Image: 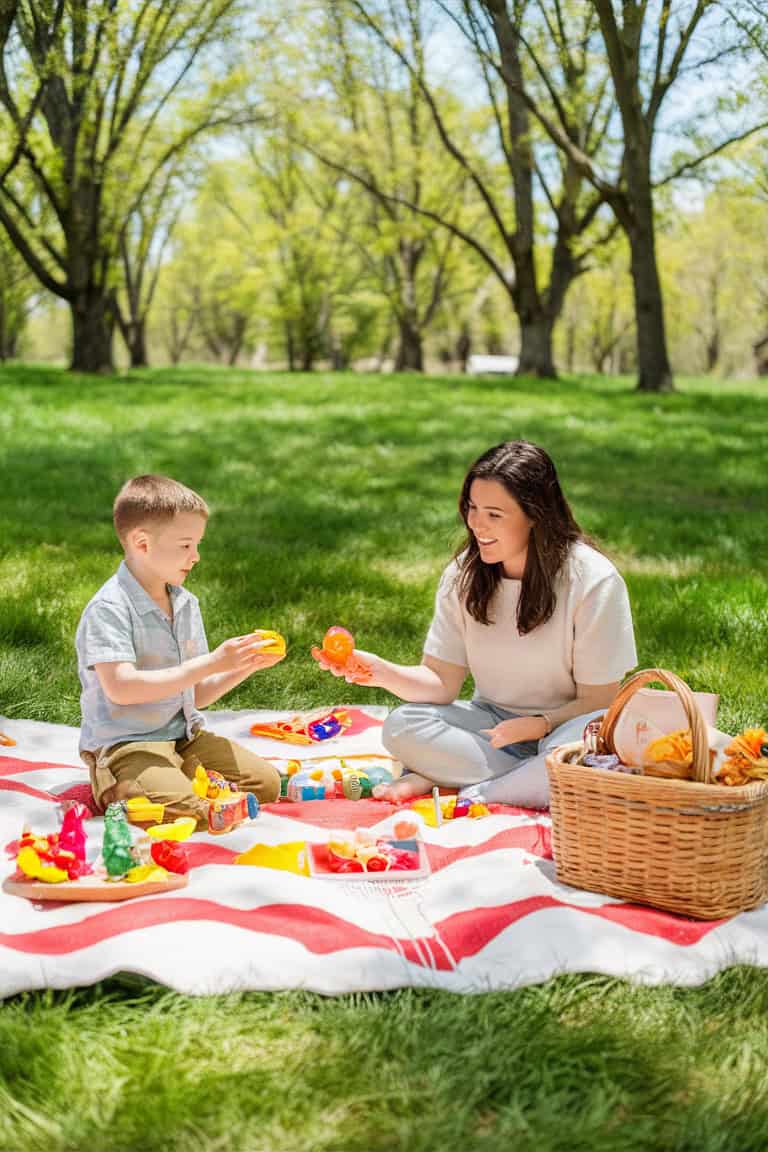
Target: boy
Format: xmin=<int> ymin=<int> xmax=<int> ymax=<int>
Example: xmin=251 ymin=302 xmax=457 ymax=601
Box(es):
xmin=77 ymin=474 xmax=283 ymax=826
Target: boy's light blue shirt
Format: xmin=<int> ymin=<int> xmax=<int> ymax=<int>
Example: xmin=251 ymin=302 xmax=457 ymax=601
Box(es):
xmin=76 ymin=560 xmax=208 ymax=752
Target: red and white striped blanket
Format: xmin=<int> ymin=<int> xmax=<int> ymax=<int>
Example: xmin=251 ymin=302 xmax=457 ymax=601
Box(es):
xmin=2 ymin=709 xmax=766 ymax=997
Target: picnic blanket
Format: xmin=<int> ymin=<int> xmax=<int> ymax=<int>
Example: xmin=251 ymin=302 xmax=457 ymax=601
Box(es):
xmin=2 ymin=708 xmax=768 ymax=998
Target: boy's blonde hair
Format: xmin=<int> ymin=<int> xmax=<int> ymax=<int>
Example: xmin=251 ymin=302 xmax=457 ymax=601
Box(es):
xmin=113 ymin=475 xmax=209 ymax=540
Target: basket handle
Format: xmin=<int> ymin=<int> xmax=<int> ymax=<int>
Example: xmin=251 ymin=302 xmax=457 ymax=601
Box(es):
xmin=599 ymin=668 xmax=711 ymax=783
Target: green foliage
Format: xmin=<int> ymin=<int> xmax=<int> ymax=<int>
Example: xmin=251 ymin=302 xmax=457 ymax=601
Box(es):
xmin=1 ymin=365 xmax=768 ymax=1148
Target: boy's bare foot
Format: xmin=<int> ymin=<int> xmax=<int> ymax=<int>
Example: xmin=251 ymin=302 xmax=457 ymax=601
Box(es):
xmin=373 ymin=772 xmax=433 ymax=802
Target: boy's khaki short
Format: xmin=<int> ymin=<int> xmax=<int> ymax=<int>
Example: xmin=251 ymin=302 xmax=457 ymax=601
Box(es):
xmin=82 ymin=728 xmax=281 ymax=826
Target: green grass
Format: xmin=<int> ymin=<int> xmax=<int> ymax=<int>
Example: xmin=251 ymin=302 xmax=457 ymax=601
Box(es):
xmin=1 ymin=363 xmax=768 ymax=1151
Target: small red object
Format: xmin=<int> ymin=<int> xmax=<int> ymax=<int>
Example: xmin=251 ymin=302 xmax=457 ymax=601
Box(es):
xmin=151 ymin=839 xmax=190 ymax=875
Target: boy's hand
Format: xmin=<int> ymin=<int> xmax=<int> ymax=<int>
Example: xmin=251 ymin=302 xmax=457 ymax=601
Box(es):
xmin=314 ymin=647 xmax=378 ymax=686
xmin=211 ymin=634 xmax=286 ymax=675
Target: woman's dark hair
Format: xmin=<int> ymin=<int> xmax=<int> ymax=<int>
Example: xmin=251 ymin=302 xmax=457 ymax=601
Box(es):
xmin=455 ymin=440 xmax=588 ymax=633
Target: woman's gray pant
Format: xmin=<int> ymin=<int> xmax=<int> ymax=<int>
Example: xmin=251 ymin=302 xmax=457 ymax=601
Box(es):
xmin=382 ymin=700 xmax=606 ymax=809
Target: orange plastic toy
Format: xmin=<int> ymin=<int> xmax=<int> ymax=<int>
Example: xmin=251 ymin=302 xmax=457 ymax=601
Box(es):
xmin=310 ymin=626 xmax=372 ymax=682
xmin=0 ymin=732 xmax=16 ymax=747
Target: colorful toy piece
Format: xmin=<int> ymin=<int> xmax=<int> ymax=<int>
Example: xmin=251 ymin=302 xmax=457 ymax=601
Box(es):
xmin=124 ymin=863 xmax=169 ymax=884
xmin=411 ymin=795 xmax=490 ymax=828
xmin=146 ymin=817 xmax=197 ymax=842
xmin=7 ymin=805 xmax=93 ymax=884
xmin=253 ymin=629 xmax=286 ymax=656
xmin=0 ymin=731 xmax=16 ymax=746
xmin=235 ymin=841 xmax=309 ymax=875
xmin=58 ymin=802 xmax=89 ymax=862
xmin=102 ymin=802 xmax=138 ymax=878
xmin=250 ymin=708 xmax=353 ymax=746
xmin=149 ymin=839 xmax=190 ymax=874
xmin=208 ymin=791 xmax=259 ymax=834
xmin=284 ymin=760 xmax=394 ymax=802
xmin=190 ymin=764 xmax=259 ymax=832
xmin=125 ymin=796 xmax=166 ymax=825
xmin=310 ymin=626 xmax=372 ymax=682
xmin=325 ymin=830 xmax=421 ymax=874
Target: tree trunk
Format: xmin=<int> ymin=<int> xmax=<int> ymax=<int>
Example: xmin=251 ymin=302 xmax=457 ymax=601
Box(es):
xmin=517 ymin=313 xmax=556 ymax=377
xmin=70 ymin=290 xmax=114 ymax=373
xmin=394 ymin=316 xmax=423 ymax=371
xmin=627 ymin=213 xmax=673 ymax=392
xmin=511 ymin=242 xmax=557 ymax=378
xmin=329 ymin=334 xmax=348 ymax=370
xmin=126 ymin=318 xmax=148 ymax=368
xmin=456 ymin=323 xmax=471 ymax=373
xmin=754 ymin=335 xmax=768 ymax=376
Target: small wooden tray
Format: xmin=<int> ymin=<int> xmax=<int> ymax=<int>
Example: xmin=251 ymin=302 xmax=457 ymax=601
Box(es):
xmin=3 ymin=872 xmax=188 ymax=903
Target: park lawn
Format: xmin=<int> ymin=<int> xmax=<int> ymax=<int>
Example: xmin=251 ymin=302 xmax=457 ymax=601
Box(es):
xmin=0 ymin=363 xmax=767 ymax=1151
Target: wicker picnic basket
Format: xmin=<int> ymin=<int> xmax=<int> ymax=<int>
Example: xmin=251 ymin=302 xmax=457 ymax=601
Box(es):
xmin=546 ymin=668 xmax=768 ymax=919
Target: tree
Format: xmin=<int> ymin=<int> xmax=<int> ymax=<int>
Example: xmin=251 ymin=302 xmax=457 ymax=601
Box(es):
xmin=0 ymin=0 xmax=248 ymax=373
xmin=113 ymin=158 xmax=190 ymax=368
xmin=0 ymin=227 xmax=36 ymax=359
xmin=340 ymin=0 xmax=616 ymax=377
xmin=511 ymin=0 xmax=768 ymax=390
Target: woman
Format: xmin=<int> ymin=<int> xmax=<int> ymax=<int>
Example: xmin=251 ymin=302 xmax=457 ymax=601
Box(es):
xmin=316 ymin=441 xmax=637 ymax=807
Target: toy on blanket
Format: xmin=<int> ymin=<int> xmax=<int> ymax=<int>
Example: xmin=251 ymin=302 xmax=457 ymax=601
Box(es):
xmin=283 ymin=758 xmax=394 ymax=801
xmin=310 ymin=626 xmax=373 ymax=682
xmin=191 ymin=763 xmax=260 ymax=832
xmin=250 ymin=707 xmax=353 ymax=746
xmin=147 ymin=838 xmax=190 ymax=875
xmin=324 ymin=829 xmax=421 ymax=874
xmin=5 ymin=802 xmax=91 ymax=884
xmin=234 ymin=841 xmax=309 ymax=875
xmin=103 ymin=804 xmax=192 ymax=880
xmin=102 ymin=801 xmax=139 ymax=877
xmin=145 ymin=817 xmax=196 ymax=842
xmin=125 ymin=797 xmax=166 ymax=826
xmin=411 ymin=794 xmax=490 ymax=828
xmin=11 ymin=824 xmax=90 ymax=884
xmin=0 ymin=731 xmax=16 ymax=746
xmin=716 ymin=728 xmax=768 ymax=787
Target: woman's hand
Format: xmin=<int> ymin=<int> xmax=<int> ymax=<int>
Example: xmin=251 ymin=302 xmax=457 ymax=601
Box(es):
xmin=313 ymin=647 xmax=380 ymax=686
xmin=482 ymin=715 xmax=547 ymax=749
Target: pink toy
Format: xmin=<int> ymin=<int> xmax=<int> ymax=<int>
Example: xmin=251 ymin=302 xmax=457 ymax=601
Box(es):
xmin=59 ymin=802 xmax=89 ymax=863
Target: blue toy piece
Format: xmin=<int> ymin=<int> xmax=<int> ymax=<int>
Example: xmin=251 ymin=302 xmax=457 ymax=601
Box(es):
xmin=359 ymin=765 xmax=393 ymax=790
xmin=246 ymin=793 xmax=260 ymax=819
xmin=308 ymin=717 xmax=342 ymax=741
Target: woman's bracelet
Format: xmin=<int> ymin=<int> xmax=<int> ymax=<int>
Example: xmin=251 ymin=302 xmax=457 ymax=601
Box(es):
xmin=537 ymin=712 xmax=553 ymax=736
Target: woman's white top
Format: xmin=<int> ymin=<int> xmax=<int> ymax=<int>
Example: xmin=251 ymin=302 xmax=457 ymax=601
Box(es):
xmin=423 ymin=541 xmax=637 ymax=712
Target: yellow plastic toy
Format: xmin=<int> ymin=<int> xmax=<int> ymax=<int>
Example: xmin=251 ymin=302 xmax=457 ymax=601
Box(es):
xmin=16 ymin=845 xmax=69 ymax=884
xmin=125 ymin=797 xmax=166 ymax=825
xmin=411 ymin=796 xmax=490 ymax=828
xmin=254 ymin=629 xmax=286 ymax=656
xmin=145 ymin=817 xmax=197 ymax=842
xmin=234 ymin=841 xmax=308 ymax=875
xmin=124 ymin=863 xmax=169 ymax=884
xmin=192 ymin=763 xmax=235 ymax=800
